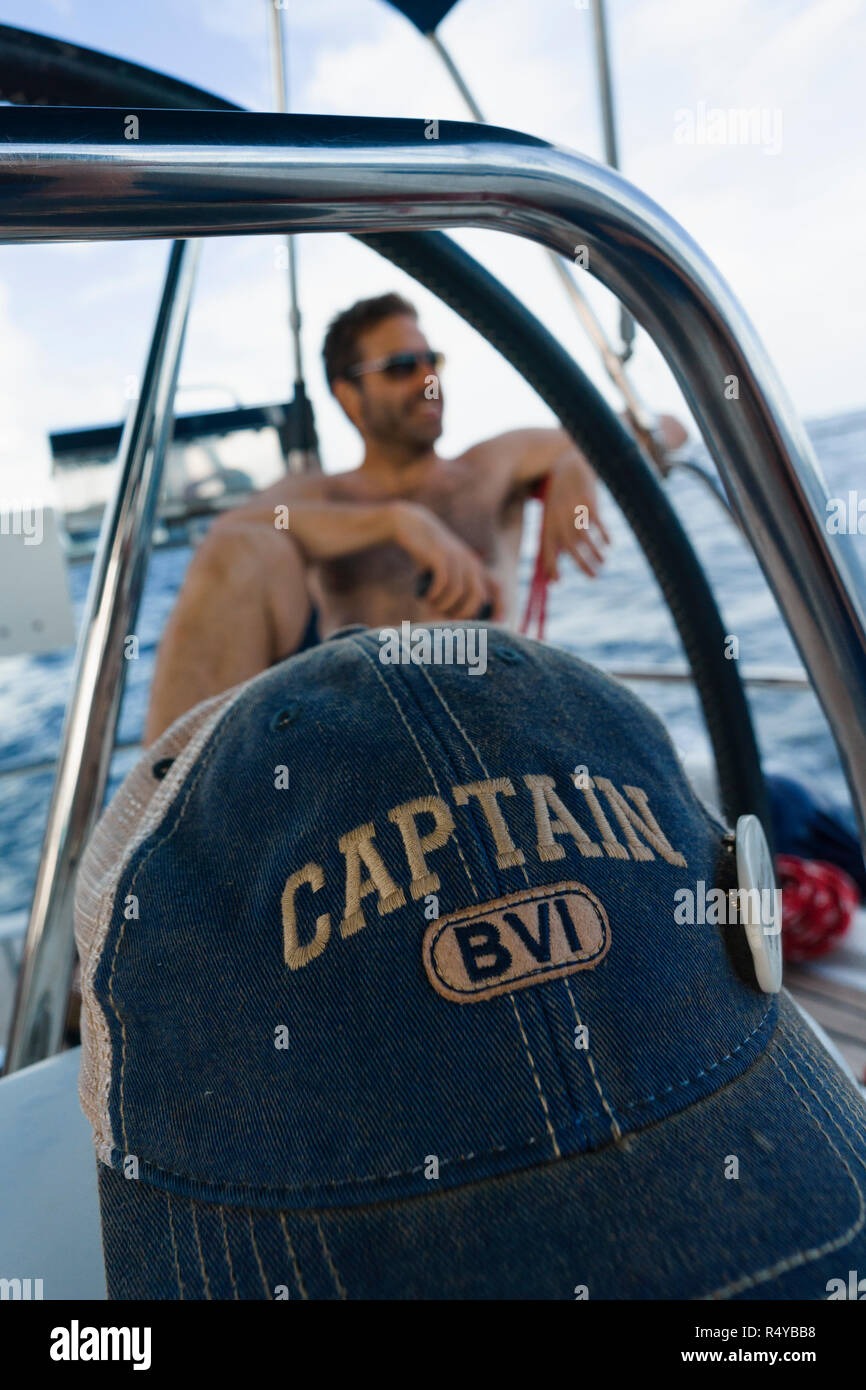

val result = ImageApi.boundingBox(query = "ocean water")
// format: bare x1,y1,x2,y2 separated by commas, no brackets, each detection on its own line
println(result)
1,409,865,920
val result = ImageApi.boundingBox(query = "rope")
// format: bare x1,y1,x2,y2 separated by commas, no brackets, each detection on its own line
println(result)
520,474,551,640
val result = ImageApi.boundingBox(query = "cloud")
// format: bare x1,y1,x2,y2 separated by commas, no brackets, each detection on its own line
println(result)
185,0,265,49
299,0,599,141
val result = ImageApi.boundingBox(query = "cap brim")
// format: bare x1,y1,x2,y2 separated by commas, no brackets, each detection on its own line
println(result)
97,993,866,1300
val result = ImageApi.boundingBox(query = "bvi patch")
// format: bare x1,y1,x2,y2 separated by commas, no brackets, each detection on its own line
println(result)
423,882,610,1003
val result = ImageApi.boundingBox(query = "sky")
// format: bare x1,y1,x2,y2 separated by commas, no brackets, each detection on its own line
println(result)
0,0,864,505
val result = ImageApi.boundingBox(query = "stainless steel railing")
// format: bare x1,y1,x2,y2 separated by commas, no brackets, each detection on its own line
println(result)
3,238,200,1073
2,106,866,1066
0,663,816,786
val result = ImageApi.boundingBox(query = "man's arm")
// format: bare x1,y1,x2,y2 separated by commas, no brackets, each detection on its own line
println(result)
214,495,401,563
479,427,611,580
484,411,688,501
487,426,582,494
485,411,688,491
211,494,503,618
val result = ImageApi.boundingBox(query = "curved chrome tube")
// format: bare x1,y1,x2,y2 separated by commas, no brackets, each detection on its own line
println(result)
1,106,865,834
4,238,200,1073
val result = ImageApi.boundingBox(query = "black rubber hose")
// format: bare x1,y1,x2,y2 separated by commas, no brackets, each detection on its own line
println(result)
0,24,239,110
0,23,769,830
359,230,768,830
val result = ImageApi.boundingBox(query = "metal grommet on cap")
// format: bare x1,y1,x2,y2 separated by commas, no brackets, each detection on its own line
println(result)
735,814,782,994
152,757,175,780
270,701,301,732
493,647,522,665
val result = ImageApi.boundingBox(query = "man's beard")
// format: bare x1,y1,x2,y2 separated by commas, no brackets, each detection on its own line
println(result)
361,391,443,453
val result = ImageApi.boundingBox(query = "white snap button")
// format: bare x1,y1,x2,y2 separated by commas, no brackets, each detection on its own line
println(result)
734,814,782,993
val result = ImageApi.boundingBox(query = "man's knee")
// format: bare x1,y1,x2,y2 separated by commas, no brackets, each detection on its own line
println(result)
191,519,271,594
188,518,309,656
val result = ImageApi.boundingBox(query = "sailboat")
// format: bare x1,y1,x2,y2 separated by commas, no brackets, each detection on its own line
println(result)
1,2,865,1300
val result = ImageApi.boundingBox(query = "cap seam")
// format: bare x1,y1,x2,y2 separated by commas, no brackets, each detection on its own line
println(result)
619,1001,774,1113
420,655,624,1144
701,1029,866,1299
371,649,568,1157
105,692,250,1156
346,636,482,901
773,1009,866,1152
562,978,623,1143
414,659,535,899
779,1041,866,1173
77,681,247,1163
535,978,590,1147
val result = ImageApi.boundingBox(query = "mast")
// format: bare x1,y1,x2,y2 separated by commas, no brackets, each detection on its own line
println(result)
266,0,320,472
590,0,634,363
426,25,665,472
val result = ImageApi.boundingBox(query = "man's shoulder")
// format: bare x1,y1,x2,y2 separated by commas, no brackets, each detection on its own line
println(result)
457,431,516,471
279,468,361,500
458,427,556,467
457,429,559,492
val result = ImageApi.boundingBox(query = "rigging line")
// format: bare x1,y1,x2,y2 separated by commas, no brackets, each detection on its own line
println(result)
267,0,304,392
266,0,320,473
425,29,664,473
590,0,634,361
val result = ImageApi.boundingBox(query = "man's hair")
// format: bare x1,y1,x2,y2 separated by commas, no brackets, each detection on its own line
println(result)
322,292,417,391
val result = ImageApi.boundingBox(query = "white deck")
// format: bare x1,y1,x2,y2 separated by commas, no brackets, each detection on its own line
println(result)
0,1046,106,1300
786,908,866,1083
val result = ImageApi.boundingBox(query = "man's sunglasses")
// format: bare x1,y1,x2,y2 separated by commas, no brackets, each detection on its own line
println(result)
345,350,445,381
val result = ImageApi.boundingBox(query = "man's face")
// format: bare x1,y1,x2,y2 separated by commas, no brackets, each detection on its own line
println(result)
345,314,444,453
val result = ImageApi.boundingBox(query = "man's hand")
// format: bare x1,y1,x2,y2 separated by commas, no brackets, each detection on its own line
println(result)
480,425,610,584
655,413,688,452
539,452,611,582
392,501,504,620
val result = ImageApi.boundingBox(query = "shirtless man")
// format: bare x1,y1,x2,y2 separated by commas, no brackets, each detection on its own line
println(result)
144,291,624,744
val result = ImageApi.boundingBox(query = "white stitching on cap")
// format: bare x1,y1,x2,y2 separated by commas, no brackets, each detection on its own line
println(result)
781,1011,866,1143
107,694,248,1153
314,1215,348,1300
190,1201,212,1300
562,979,622,1143
279,1213,309,1300
100,1004,779,1197
219,1206,240,1300
402,653,569,1145
357,641,564,1152
76,681,247,1163
248,1211,271,1299
779,1050,866,1176
508,995,561,1159
166,1192,185,1301
702,1039,866,1299
348,639,480,899
415,664,532,884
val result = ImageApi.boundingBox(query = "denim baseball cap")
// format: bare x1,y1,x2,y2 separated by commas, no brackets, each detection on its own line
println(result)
75,624,866,1300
